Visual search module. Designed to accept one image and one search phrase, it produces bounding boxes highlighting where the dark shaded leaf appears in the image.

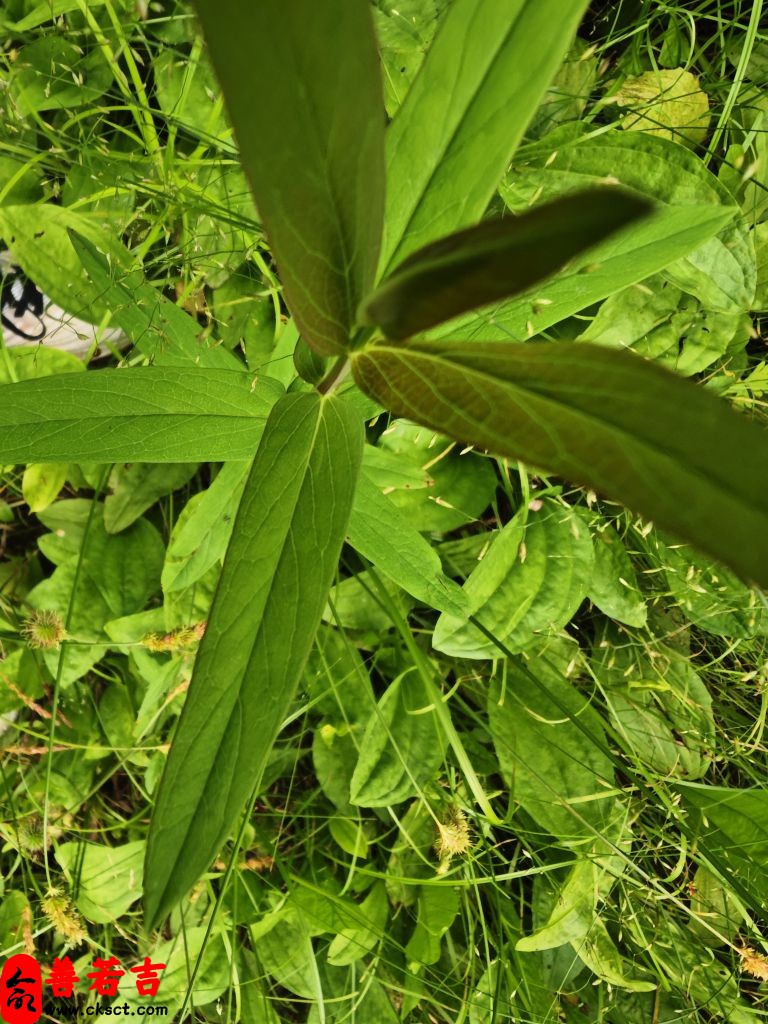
[352,339,768,586]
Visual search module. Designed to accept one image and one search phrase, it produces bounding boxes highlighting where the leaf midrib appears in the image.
[149,400,326,919]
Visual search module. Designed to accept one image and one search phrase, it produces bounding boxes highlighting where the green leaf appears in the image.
[592,635,715,780]
[363,190,650,340]
[613,68,711,148]
[502,131,755,313]
[488,656,616,842]
[71,232,241,369]
[0,368,283,463]
[56,841,144,924]
[433,499,593,659]
[0,205,128,328]
[680,785,768,910]
[405,885,460,967]
[144,392,363,927]
[588,526,647,628]
[349,669,445,807]
[161,462,249,594]
[577,275,750,377]
[327,883,388,966]
[194,0,385,354]
[347,471,467,615]
[382,0,590,270]
[21,463,68,513]
[352,339,768,587]
[435,204,734,342]
[28,502,164,686]
[105,463,198,533]
[652,536,768,638]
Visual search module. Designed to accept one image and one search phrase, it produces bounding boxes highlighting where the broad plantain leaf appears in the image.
[194,0,385,354]
[143,392,363,927]
[382,0,590,270]
[502,131,755,313]
[349,670,445,807]
[352,339,768,587]
[433,499,593,659]
[362,189,651,340]
[679,785,768,914]
[488,657,616,842]
[0,368,283,463]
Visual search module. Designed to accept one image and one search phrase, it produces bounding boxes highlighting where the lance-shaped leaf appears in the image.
[144,392,363,927]
[361,190,651,340]
[0,368,283,463]
[430,204,735,342]
[382,0,589,271]
[352,340,768,587]
[72,233,241,369]
[194,0,385,355]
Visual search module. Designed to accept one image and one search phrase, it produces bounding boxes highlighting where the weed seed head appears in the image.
[42,888,87,945]
[21,609,68,650]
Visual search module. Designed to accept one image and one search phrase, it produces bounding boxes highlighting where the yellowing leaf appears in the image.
[614,69,711,148]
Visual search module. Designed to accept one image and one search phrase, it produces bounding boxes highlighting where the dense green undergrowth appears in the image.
[1,0,768,1021]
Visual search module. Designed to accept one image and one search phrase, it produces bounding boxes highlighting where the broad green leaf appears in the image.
[72,233,241,369]
[21,463,67,513]
[374,0,449,117]
[502,131,755,312]
[104,462,198,533]
[348,471,467,615]
[162,462,249,594]
[488,658,616,842]
[352,339,768,587]
[350,670,445,807]
[373,420,498,533]
[382,0,590,270]
[588,526,647,627]
[433,499,593,659]
[121,928,229,1019]
[385,799,436,907]
[144,392,363,927]
[574,916,656,992]
[327,883,388,966]
[0,205,127,327]
[195,0,385,354]
[679,784,768,911]
[689,864,745,944]
[363,189,650,340]
[578,274,750,377]
[56,841,144,924]
[625,913,754,1021]
[517,859,598,952]
[328,816,370,860]
[651,536,768,638]
[252,910,320,999]
[0,368,283,464]
[405,885,460,967]
[592,635,715,780]
[27,502,164,686]
[434,204,733,342]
